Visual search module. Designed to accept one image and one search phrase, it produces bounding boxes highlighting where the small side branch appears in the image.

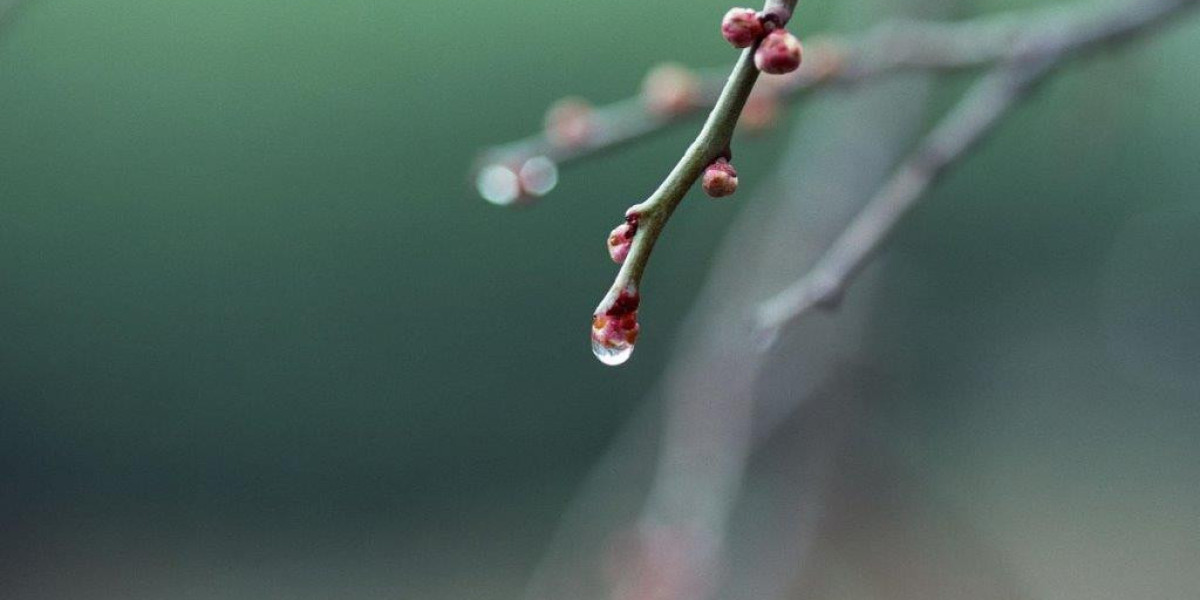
[756,63,1048,338]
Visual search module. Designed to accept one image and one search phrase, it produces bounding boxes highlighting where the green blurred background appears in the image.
[1,0,1197,598]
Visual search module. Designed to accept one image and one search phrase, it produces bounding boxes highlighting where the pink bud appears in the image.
[607,220,635,264]
[702,160,739,198]
[544,97,595,148]
[721,8,764,48]
[755,29,803,75]
[641,63,701,117]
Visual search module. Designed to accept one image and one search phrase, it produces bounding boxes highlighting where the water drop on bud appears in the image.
[591,314,638,366]
[591,288,640,366]
[721,8,764,48]
[703,159,739,198]
[755,29,803,75]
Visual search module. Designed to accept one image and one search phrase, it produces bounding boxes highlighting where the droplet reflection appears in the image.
[519,156,558,197]
[592,336,635,366]
[591,311,639,367]
[476,164,521,206]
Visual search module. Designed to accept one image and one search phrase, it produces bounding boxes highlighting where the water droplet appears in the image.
[591,311,639,367]
[592,336,635,366]
[476,164,521,206]
[519,156,558,197]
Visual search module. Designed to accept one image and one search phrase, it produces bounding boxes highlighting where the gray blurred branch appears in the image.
[756,63,1052,339]
[474,0,1197,182]
[757,0,1199,338]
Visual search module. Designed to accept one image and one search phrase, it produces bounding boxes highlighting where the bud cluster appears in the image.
[720,6,803,75]
[720,8,764,48]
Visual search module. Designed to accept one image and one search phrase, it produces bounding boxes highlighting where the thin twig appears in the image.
[756,0,1198,341]
[592,0,799,318]
[755,64,1048,338]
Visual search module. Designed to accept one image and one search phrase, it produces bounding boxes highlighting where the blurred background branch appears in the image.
[474,0,1197,201]
[755,62,1053,341]
[758,0,1198,340]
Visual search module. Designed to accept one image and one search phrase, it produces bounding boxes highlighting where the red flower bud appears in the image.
[702,159,739,198]
[755,29,803,75]
[721,8,764,48]
[607,222,635,264]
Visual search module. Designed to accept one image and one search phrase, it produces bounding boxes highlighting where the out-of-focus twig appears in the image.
[756,64,1051,339]
[473,0,1196,185]
[756,0,1199,341]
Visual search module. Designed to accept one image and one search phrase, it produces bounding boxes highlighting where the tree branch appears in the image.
[756,0,1198,342]
[755,64,1049,339]
[473,0,1195,188]
[589,0,799,348]
[592,52,759,304]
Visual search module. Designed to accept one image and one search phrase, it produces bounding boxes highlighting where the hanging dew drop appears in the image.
[592,336,635,366]
[590,308,639,367]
